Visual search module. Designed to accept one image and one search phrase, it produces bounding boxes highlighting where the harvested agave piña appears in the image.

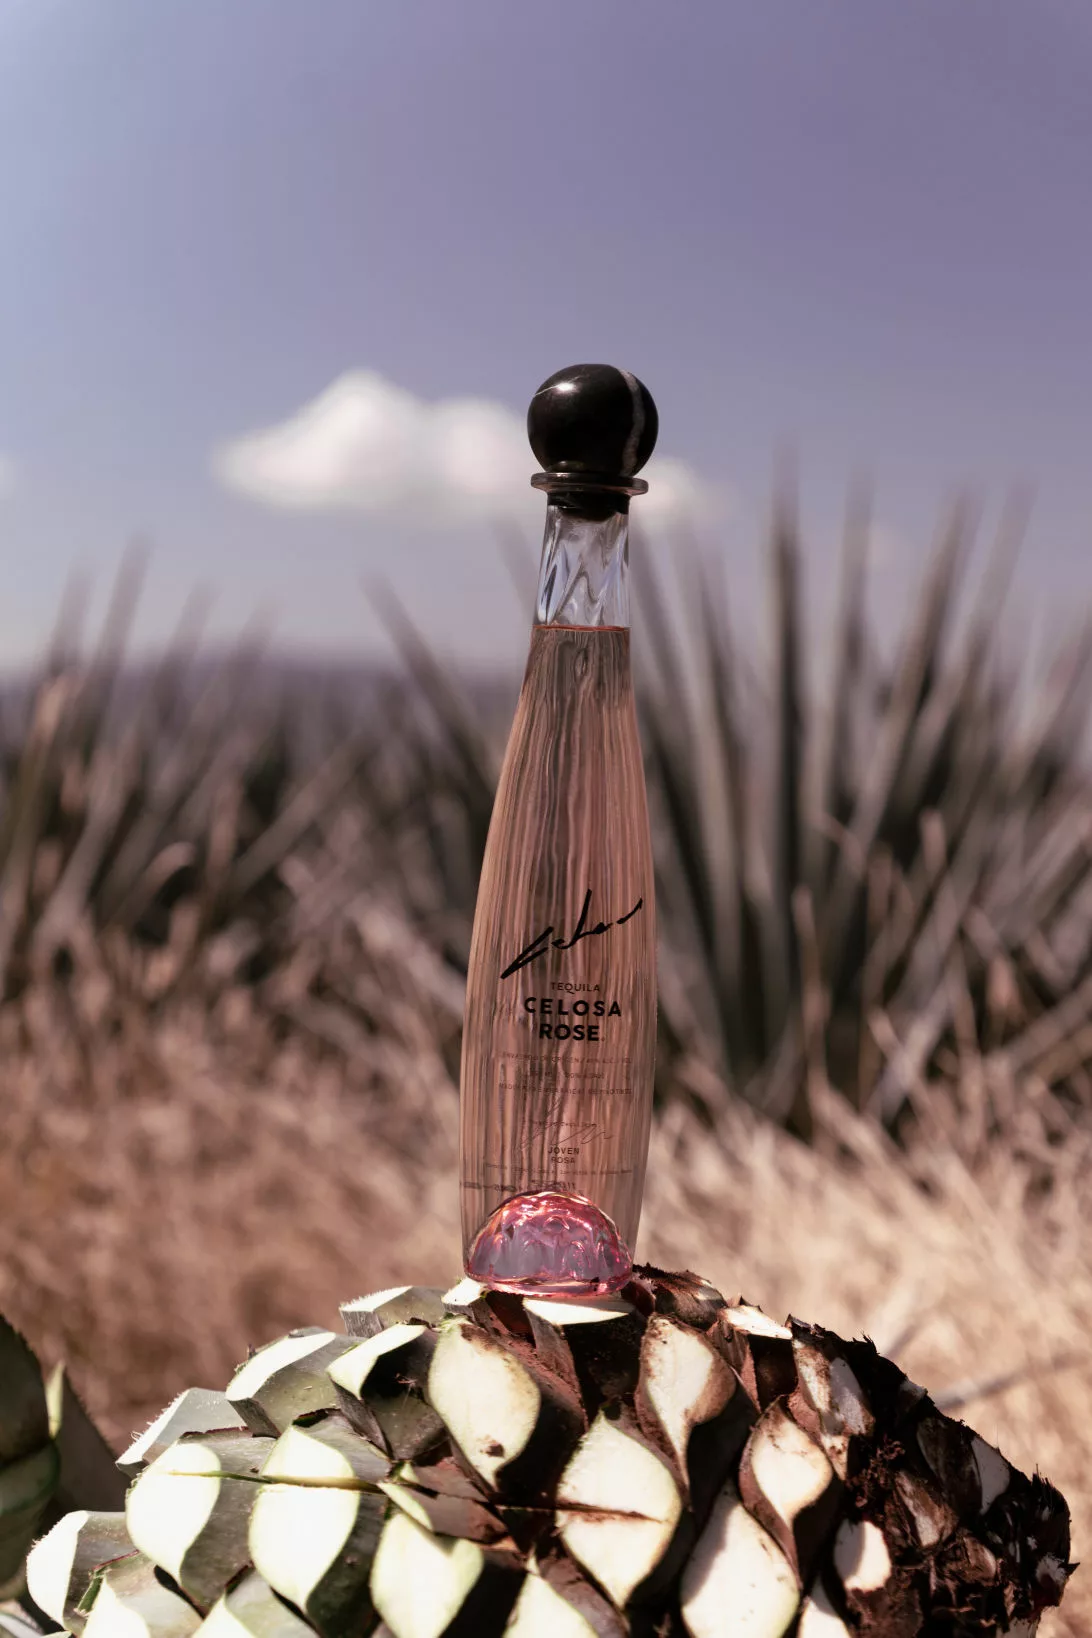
[20,1268,1073,1636]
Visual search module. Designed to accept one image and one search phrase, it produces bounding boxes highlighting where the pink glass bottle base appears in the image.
[465,1189,633,1298]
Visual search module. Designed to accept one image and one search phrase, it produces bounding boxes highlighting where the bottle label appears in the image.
[474,885,651,1192]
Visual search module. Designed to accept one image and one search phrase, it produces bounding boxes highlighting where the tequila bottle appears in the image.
[460,364,659,1297]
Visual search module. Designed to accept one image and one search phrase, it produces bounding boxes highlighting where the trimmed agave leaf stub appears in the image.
[340,1288,447,1340]
[718,1307,796,1416]
[915,1413,984,1519]
[508,1550,628,1638]
[739,1402,840,1583]
[259,1412,389,1486]
[25,1509,133,1634]
[426,1318,580,1495]
[126,1432,272,1610]
[395,1455,487,1504]
[681,1479,799,1638]
[890,1470,959,1552]
[502,1569,601,1638]
[971,1435,1011,1513]
[637,1268,727,1333]
[524,1300,645,1412]
[635,1315,736,1488]
[326,1326,443,1461]
[522,1296,637,1328]
[523,1309,582,1401]
[795,1583,853,1636]
[832,1518,892,1596]
[198,1569,315,1636]
[831,1516,921,1634]
[523,1295,638,1408]
[556,1411,683,1610]
[249,1421,387,1638]
[441,1279,487,1317]
[370,1509,521,1638]
[378,1480,509,1546]
[789,1322,875,1480]
[81,1553,202,1637]
[227,1333,355,1437]
[118,1390,247,1478]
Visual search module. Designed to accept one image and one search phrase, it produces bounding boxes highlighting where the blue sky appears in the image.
[1,0,1090,668]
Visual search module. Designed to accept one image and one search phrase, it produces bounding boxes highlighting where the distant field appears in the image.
[0,523,1089,1630]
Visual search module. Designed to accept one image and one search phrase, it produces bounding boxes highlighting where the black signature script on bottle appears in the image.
[499,888,644,980]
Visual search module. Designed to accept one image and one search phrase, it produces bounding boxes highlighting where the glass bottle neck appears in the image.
[534,503,630,629]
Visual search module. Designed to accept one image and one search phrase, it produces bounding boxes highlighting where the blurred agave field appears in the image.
[1,503,1090,1630]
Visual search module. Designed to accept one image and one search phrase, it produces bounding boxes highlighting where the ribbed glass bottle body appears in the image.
[459,505,656,1278]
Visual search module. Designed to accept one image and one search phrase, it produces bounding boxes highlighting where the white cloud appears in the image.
[213,370,722,531]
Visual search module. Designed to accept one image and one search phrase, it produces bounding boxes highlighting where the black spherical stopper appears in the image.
[527,365,658,501]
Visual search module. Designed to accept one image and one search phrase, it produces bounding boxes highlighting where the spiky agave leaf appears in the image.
[0,1321,49,1471]
[0,1319,57,1596]
[0,1445,60,1592]
[0,1605,46,1638]
[45,1367,127,1519]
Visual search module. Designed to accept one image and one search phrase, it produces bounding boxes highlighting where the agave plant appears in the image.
[367,495,1092,1148]
[2,505,1091,1154]
[635,491,1092,1139]
[0,554,469,1079]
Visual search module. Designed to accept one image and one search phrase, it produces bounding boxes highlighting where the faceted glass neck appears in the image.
[534,503,630,628]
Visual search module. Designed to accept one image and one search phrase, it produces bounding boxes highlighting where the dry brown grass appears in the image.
[0,976,1086,1634]
[1,540,1090,1631]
